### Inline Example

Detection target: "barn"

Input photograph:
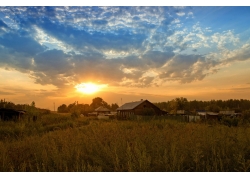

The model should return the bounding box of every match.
[116,99,165,119]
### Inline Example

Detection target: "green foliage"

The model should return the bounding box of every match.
[242,110,250,124]
[154,98,250,113]
[110,103,119,111]
[30,101,35,107]
[90,97,110,110]
[56,97,119,115]
[57,104,68,113]
[205,104,221,112]
[221,116,239,127]
[71,111,80,119]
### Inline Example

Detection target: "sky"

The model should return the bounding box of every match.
[1,3,250,110]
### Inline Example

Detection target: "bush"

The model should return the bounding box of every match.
[242,110,250,124]
[221,116,239,127]
[71,111,80,119]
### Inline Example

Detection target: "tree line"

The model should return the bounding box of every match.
[2,97,250,116]
[0,99,50,116]
[154,97,250,114]
[57,97,119,114]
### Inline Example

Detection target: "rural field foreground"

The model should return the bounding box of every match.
[0,113,250,172]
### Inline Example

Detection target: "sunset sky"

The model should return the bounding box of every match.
[1,4,250,110]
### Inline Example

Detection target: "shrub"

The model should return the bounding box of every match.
[242,110,250,124]
[221,116,239,127]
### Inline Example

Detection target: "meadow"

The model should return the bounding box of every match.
[0,113,250,172]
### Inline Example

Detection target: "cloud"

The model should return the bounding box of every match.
[0,19,8,28]
[0,46,34,72]
[0,6,249,91]
[34,49,72,73]
[0,91,15,95]
[176,12,185,16]
[211,30,240,50]
[224,44,250,62]
[92,19,108,26]
[0,32,46,56]
[141,50,175,68]
[158,54,211,83]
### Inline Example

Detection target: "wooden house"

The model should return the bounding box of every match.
[0,108,26,121]
[116,99,165,119]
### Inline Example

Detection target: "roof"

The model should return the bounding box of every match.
[117,100,147,110]
[207,112,219,116]
[197,112,206,116]
[219,110,235,115]
[95,106,110,112]
[0,108,26,114]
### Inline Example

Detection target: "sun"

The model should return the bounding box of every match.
[75,83,106,94]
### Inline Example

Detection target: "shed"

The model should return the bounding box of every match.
[206,112,219,120]
[116,99,164,119]
[0,108,26,121]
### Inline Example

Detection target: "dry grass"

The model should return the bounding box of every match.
[0,115,250,172]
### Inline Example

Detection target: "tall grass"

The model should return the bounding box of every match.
[0,114,250,171]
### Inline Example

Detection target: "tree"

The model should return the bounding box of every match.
[111,103,119,111]
[57,104,68,113]
[205,104,221,112]
[31,101,36,107]
[169,97,188,114]
[175,97,188,110]
[90,97,110,110]
[68,102,76,112]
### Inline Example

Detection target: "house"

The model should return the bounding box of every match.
[196,111,220,121]
[219,110,235,116]
[206,112,219,120]
[95,106,111,115]
[0,108,26,121]
[116,99,165,119]
[219,110,242,119]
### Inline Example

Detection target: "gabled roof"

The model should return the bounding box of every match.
[95,106,110,112]
[117,100,147,110]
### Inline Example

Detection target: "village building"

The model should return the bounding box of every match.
[87,106,111,117]
[116,99,165,119]
[95,106,111,115]
[0,108,26,121]
[219,110,235,116]
[206,112,219,120]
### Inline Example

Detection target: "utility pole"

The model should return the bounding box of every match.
[54,102,55,112]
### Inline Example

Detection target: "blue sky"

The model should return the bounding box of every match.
[0,5,250,108]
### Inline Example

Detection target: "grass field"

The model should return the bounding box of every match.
[0,113,250,172]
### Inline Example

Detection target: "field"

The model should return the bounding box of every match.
[0,113,250,172]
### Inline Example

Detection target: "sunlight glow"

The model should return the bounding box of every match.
[75,83,107,94]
